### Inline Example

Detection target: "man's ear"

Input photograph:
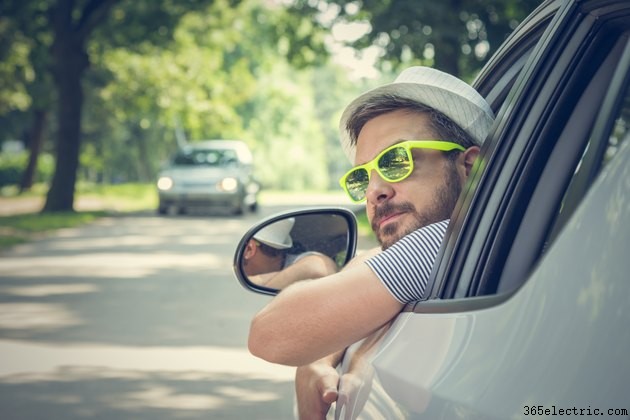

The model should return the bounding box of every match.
[462,146,481,177]
[244,241,257,260]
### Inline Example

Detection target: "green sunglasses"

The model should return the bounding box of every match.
[338,140,465,203]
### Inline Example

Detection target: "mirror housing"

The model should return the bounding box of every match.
[233,207,358,295]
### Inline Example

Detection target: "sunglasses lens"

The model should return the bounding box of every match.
[345,169,369,202]
[379,147,412,180]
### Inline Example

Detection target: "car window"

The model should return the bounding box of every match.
[496,32,630,295]
[422,3,559,303]
[426,2,630,302]
[546,46,630,243]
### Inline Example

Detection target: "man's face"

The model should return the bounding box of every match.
[354,110,464,249]
[243,240,284,276]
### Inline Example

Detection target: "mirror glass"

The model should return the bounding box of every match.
[234,209,356,294]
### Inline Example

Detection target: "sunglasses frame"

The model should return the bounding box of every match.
[339,140,466,203]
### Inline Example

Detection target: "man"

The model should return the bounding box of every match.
[242,217,295,279]
[244,217,339,288]
[248,66,494,416]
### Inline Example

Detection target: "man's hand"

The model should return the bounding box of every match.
[295,351,345,420]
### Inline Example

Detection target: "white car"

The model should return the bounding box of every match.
[157,140,259,215]
[234,0,630,417]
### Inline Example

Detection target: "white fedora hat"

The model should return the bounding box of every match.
[339,66,495,163]
[254,218,295,250]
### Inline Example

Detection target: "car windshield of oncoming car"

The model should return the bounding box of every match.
[174,149,239,167]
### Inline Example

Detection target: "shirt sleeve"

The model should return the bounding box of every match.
[365,220,449,304]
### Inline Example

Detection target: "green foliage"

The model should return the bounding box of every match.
[0,151,54,187]
[2,0,539,199]
[247,65,329,190]
[0,235,25,249]
[0,0,55,144]
[287,0,543,79]
[81,0,356,190]
[76,182,158,212]
[355,208,376,240]
[0,153,23,187]
[0,210,105,251]
[84,1,258,183]
[0,211,104,233]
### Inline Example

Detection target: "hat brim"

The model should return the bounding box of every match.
[256,238,292,250]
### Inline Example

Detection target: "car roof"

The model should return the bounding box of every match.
[182,140,253,164]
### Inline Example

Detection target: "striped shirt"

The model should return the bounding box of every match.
[366,220,449,303]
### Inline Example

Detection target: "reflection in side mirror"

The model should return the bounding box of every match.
[233,208,357,295]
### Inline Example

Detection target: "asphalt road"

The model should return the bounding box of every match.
[0,200,363,420]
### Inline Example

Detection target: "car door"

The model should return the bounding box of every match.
[335,0,630,418]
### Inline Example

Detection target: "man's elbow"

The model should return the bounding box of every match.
[248,314,305,366]
[248,314,269,359]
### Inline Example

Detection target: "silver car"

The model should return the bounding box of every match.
[234,0,630,417]
[157,140,259,215]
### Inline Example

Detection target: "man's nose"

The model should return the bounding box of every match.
[365,169,394,204]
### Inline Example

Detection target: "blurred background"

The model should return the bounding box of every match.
[0,1,542,419]
[1,0,541,215]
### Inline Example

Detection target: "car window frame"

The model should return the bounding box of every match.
[545,32,630,244]
[495,32,630,295]
[417,0,630,306]
[414,0,562,307]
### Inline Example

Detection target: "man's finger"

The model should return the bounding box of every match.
[321,387,338,404]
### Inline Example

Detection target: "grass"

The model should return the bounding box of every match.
[0,183,157,251]
[76,182,158,212]
[0,211,106,249]
[0,211,106,232]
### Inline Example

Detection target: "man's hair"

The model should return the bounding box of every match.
[256,241,286,258]
[345,95,478,161]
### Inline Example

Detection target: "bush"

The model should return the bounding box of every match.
[0,153,26,187]
[0,151,54,188]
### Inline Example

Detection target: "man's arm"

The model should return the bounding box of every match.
[248,261,403,366]
[261,253,339,289]
[249,221,447,366]
[293,246,383,420]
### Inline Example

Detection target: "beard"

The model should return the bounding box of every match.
[373,162,462,250]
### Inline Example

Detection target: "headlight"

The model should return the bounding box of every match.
[218,177,238,192]
[157,176,174,191]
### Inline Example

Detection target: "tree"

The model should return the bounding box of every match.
[83,0,338,190]
[287,0,543,79]
[0,1,55,192]
[1,0,338,210]
[42,1,118,211]
[2,0,244,212]
[47,0,237,211]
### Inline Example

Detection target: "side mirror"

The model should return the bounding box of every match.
[233,207,358,295]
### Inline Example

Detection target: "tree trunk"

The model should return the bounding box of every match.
[19,109,47,193]
[42,0,117,212]
[433,26,461,77]
[43,4,89,213]
[132,126,152,182]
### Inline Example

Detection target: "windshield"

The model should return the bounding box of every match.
[173,148,239,167]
